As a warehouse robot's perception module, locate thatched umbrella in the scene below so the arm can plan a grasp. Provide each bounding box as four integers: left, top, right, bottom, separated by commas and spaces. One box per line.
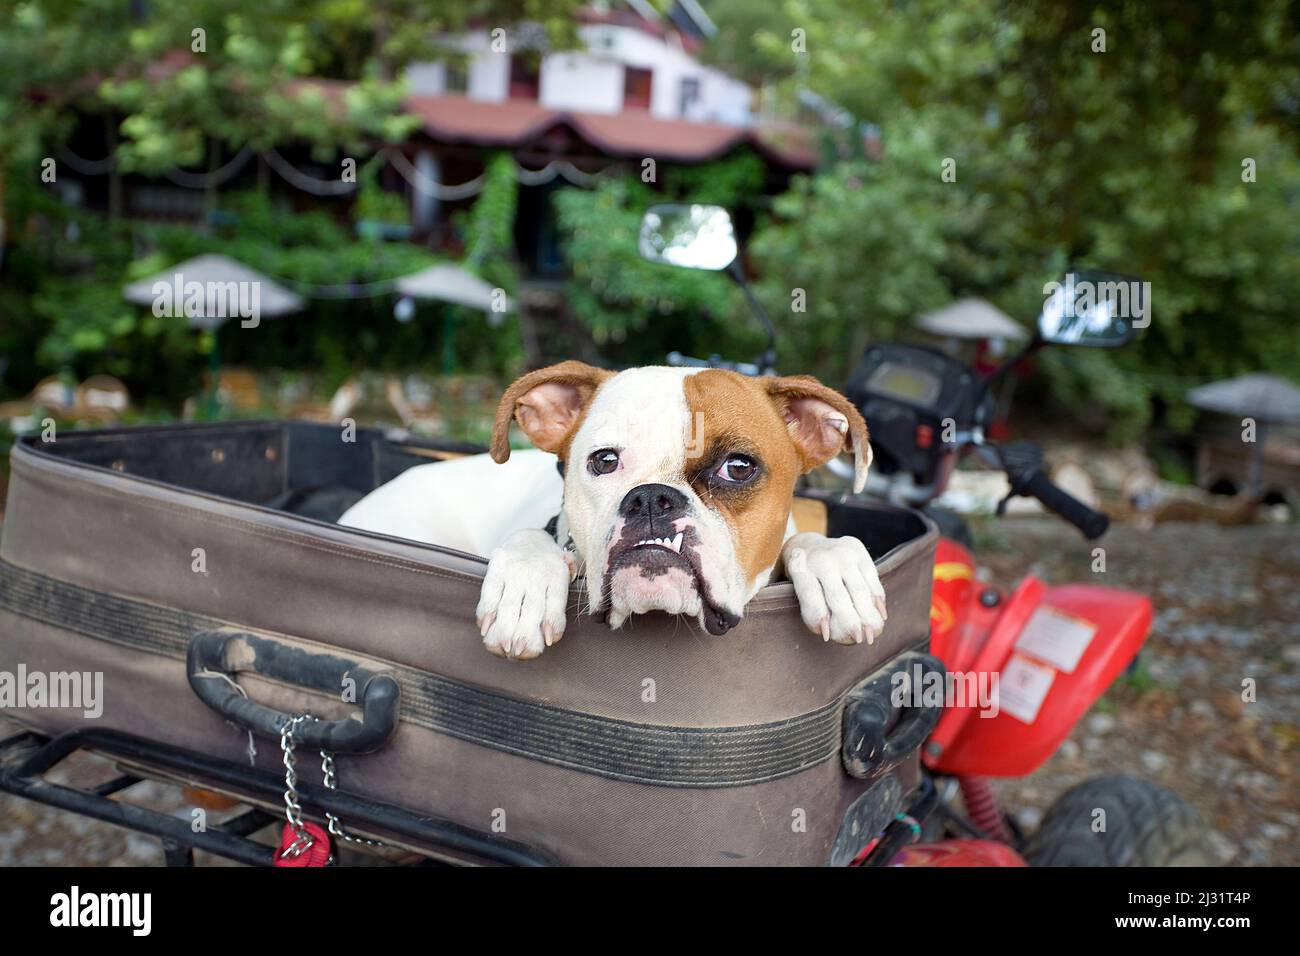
123, 254, 305, 414
1187, 373, 1300, 495
394, 263, 512, 314
123, 253, 304, 329
915, 298, 1027, 341
394, 263, 513, 374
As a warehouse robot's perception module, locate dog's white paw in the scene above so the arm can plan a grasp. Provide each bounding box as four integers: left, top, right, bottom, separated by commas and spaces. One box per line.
783, 532, 887, 646
476, 529, 576, 660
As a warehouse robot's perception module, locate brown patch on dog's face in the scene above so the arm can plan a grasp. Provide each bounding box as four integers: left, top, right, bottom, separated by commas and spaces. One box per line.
683, 370, 802, 583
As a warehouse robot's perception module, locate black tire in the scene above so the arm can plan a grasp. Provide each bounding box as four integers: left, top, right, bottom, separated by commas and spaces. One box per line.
1024, 775, 1213, 867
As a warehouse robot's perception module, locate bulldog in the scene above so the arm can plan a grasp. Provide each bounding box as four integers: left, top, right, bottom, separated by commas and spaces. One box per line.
340, 362, 886, 660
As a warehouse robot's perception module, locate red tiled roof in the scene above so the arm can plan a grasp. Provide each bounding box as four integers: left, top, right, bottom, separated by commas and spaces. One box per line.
404, 94, 558, 148
103, 64, 816, 171
403, 93, 817, 170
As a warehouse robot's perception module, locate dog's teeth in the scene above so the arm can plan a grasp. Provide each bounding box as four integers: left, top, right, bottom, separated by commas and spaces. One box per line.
633, 535, 683, 552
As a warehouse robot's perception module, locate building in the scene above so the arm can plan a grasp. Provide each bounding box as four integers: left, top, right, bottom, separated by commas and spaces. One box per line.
46, 2, 815, 281
406, 2, 751, 124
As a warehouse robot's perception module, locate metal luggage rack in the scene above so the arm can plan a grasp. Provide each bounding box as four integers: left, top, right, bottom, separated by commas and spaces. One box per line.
0, 727, 556, 867
1, 727, 938, 867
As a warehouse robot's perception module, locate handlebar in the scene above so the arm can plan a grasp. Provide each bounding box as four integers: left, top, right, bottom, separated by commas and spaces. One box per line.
993, 441, 1110, 539
1019, 470, 1110, 540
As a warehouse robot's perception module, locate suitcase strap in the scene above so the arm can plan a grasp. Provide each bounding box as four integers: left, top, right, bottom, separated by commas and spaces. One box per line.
0, 558, 877, 788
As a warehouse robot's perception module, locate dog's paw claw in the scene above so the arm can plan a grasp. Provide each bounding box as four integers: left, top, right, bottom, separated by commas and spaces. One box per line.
476, 532, 571, 660
786, 533, 887, 649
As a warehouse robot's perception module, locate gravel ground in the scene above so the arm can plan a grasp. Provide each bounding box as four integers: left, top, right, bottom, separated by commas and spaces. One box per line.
1, 517, 1296, 866
0, 733, 248, 866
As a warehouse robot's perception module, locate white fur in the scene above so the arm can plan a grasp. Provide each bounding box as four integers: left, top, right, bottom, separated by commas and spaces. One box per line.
338, 449, 562, 555
783, 531, 887, 645
558, 367, 754, 631
475, 528, 574, 659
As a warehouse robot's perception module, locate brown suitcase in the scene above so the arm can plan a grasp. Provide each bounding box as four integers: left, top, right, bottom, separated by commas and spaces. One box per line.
0, 421, 939, 865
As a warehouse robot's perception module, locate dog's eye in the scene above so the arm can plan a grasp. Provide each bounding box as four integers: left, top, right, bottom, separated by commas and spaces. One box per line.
587, 449, 620, 476
715, 455, 757, 483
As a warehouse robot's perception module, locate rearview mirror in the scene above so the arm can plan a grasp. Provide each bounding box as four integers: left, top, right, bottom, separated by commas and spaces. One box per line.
638, 204, 738, 272
1038, 270, 1145, 347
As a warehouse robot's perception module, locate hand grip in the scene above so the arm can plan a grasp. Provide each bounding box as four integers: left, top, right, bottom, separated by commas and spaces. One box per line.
1021, 470, 1110, 540
187, 630, 400, 753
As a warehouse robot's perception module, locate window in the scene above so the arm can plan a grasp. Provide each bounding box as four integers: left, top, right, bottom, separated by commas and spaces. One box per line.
509, 55, 540, 100
444, 59, 468, 95
623, 67, 653, 110
678, 76, 701, 118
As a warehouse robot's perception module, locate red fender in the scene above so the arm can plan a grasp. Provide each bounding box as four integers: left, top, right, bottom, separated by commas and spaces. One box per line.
925, 538, 1152, 777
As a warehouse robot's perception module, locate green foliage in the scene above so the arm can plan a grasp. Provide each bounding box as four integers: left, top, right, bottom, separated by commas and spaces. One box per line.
551, 151, 769, 362
4, 0, 1298, 446
353, 155, 409, 225
0, 0, 583, 171
695, 0, 803, 85
455, 151, 525, 372
1, 1, 588, 407
750, 147, 952, 383
2, 186, 523, 407
1111, 655, 1162, 696
712, 0, 1300, 438
460, 153, 520, 287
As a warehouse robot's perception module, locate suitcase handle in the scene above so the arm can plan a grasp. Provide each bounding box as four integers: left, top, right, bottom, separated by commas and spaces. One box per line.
187, 630, 401, 754
842, 652, 945, 779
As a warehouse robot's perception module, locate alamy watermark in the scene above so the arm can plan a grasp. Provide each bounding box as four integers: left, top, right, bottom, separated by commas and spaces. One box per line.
892, 662, 1000, 717
152, 273, 262, 328
0, 665, 103, 718
50, 886, 150, 936
1042, 271, 1151, 330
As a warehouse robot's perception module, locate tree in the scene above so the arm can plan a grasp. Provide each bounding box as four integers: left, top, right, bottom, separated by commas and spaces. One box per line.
0, 1, 584, 205
713, 0, 1300, 440
0, 0, 585, 401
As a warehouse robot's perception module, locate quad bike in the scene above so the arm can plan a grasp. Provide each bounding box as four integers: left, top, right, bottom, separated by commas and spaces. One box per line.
639, 203, 1213, 866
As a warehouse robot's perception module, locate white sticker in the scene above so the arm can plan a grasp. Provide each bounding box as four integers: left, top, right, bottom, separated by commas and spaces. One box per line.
1015, 605, 1097, 674
997, 653, 1056, 724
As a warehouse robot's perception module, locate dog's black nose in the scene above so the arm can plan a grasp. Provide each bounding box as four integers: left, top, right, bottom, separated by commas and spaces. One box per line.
619, 483, 688, 520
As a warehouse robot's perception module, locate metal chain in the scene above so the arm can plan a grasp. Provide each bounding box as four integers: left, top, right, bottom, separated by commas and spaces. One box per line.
279, 712, 385, 860
278, 714, 316, 859
319, 750, 386, 849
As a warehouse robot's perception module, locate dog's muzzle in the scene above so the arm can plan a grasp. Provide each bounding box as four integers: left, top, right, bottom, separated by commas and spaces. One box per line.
599, 484, 741, 636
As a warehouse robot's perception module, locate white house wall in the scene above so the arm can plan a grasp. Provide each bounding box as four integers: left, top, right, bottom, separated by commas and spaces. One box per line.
468, 39, 509, 102
406, 23, 752, 124
540, 49, 625, 113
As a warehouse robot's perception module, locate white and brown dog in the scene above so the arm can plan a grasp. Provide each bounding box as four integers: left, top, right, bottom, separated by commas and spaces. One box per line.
340, 362, 886, 660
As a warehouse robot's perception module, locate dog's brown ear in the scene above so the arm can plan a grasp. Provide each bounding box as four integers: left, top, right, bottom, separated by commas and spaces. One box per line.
490, 361, 614, 463
765, 375, 872, 493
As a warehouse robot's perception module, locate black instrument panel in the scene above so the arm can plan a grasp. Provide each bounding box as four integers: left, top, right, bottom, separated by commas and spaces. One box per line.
845, 343, 992, 486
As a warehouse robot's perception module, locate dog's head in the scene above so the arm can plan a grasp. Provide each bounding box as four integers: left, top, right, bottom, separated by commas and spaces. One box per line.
491, 363, 870, 635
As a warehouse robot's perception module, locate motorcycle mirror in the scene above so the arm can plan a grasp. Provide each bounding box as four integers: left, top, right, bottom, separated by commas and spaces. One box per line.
1037, 269, 1144, 348
638, 203, 738, 272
